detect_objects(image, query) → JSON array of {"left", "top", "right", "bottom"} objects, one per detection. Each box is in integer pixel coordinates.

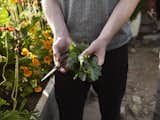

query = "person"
[
  {"left": 156, "top": 0, "right": 160, "bottom": 31},
  {"left": 41, "top": 0, "right": 140, "bottom": 120},
  {"left": 156, "top": 0, "right": 160, "bottom": 19}
]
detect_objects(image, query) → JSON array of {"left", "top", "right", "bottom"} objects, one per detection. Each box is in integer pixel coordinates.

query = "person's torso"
[{"left": 58, "top": 0, "right": 132, "bottom": 50}]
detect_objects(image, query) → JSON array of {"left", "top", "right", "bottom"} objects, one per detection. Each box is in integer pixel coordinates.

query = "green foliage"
[
  {"left": 0, "top": 7, "right": 9, "bottom": 26},
  {"left": 0, "top": 110, "right": 40, "bottom": 120},
  {"left": 0, "top": 0, "right": 53, "bottom": 113},
  {"left": 68, "top": 43, "right": 102, "bottom": 82},
  {"left": 0, "top": 98, "right": 9, "bottom": 107},
  {"left": 0, "top": 55, "right": 7, "bottom": 62},
  {"left": 130, "top": 0, "right": 145, "bottom": 21}
]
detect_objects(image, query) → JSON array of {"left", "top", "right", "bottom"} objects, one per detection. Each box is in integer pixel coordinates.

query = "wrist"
[
  {"left": 54, "top": 32, "right": 70, "bottom": 40},
  {"left": 96, "top": 37, "right": 110, "bottom": 47},
  {"left": 54, "top": 32, "right": 71, "bottom": 42}
]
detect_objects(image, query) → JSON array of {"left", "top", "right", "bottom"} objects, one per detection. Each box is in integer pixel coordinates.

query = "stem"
[
  {"left": 0, "top": 32, "right": 9, "bottom": 86},
  {"left": 11, "top": 44, "right": 19, "bottom": 111}
]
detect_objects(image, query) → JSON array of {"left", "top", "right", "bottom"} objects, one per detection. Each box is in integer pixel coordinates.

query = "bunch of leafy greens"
[{"left": 67, "top": 43, "right": 102, "bottom": 82}]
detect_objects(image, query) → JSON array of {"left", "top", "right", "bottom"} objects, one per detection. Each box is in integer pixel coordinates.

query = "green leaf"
[
  {"left": 30, "top": 79, "right": 38, "bottom": 88},
  {"left": 19, "top": 99, "right": 28, "bottom": 111},
  {"left": 0, "top": 7, "right": 9, "bottom": 19},
  {"left": 0, "top": 54, "right": 7, "bottom": 62},
  {"left": 0, "top": 110, "right": 40, "bottom": 120},
  {"left": 20, "top": 86, "right": 33, "bottom": 98},
  {"left": 130, "top": 0, "right": 145, "bottom": 21},
  {"left": 0, "top": 98, "right": 9, "bottom": 107},
  {"left": 0, "top": 7, "right": 10, "bottom": 26},
  {"left": 68, "top": 42, "right": 102, "bottom": 82}
]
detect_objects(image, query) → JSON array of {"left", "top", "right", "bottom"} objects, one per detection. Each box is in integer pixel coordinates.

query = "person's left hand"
[{"left": 81, "top": 39, "right": 108, "bottom": 66}]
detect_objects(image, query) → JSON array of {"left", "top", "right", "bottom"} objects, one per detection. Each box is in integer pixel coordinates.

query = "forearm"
[
  {"left": 41, "top": 0, "right": 69, "bottom": 37},
  {"left": 97, "top": 0, "right": 140, "bottom": 44}
]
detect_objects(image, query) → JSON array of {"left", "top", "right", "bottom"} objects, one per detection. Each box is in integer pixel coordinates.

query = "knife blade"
[{"left": 41, "top": 66, "right": 58, "bottom": 82}]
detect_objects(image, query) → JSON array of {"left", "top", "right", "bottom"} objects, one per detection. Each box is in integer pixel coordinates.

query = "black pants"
[
  {"left": 156, "top": 0, "right": 160, "bottom": 19},
  {"left": 55, "top": 44, "right": 128, "bottom": 120}
]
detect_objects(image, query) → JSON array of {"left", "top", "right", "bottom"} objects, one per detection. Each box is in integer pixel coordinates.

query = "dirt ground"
[
  {"left": 83, "top": 38, "right": 160, "bottom": 120},
  {"left": 123, "top": 38, "right": 159, "bottom": 120}
]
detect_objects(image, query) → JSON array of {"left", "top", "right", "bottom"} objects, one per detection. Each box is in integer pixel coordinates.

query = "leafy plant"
[
  {"left": 0, "top": 98, "right": 10, "bottom": 107},
  {"left": 0, "top": 110, "right": 40, "bottom": 120},
  {"left": 0, "top": 0, "right": 53, "bottom": 115},
  {"left": 68, "top": 43, "right": 102, "bottom": 82},
  {"left": 130, "top": 0, "right": 145, "bottom": 20}
]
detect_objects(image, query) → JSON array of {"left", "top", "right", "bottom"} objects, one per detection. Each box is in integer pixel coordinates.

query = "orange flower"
[
  {"left": 23, "top": 69, "right": 32, "bottom": 78},
  {"left": 5, "top": 26, "right": 16, "bottom": 31},
  {"left": 34, "top": 86, "right": 42, "bottom": 93},
  {"left": 20, "top": 66, "right": 29, "bottom": 71},
  {"left": 10, "top": 0, "right": 18, "bottom": 3},
  {"left": 42, "top": 40, "right": 52, "bottom": 50},
  {"left": 32, "top": 58, "right": 40, "bottom": 66},
  {"left": 49, "top": 37, "right": 54, "bottom": 43},
  {"left": 18, "top": 0, "right": 24, "bottom": 2},
  {"left": 11, "top": 0, "right": 24, "bottom": 3},
  {"left": 0, "top": 27, "right": 5, "bottom": 32},
  {"left": 20, "top": 66, "right": 32, "bottom": 77},
  {"left": 21, "top": 48, "right": 29, "bottom": 56},
  {"left": 44, "top": 56, "right": 52, "bottom": 65}
]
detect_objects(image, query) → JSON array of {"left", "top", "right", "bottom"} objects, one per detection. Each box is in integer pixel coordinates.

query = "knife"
[{"left": 41, "top": 62, "right": 60, "bottom": 82}]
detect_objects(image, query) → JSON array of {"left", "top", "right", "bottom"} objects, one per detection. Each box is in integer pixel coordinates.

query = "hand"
[
  {"left": 53, "top": 36, "right": 72, "bottom": 72},
  {"left": 81, "top": 39, "right": 108, "bottom": 66}
]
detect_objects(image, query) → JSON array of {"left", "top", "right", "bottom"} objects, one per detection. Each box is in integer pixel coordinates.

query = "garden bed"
[{"left": 0, "top": 0, "right": 55, "bottom": 119}]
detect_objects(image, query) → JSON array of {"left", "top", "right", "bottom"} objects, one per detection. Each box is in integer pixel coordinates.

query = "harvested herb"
[
  {"left": 41, "top": 42, "right": 102, "bottom": 82},
  {"left": 67, "top": 43, "right": 102, "bottom": 82}
]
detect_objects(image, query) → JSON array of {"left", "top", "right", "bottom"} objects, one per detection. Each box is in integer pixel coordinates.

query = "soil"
[
  {"left": 83, "top": 38, "right": 160, "bottom": 120},
  {"left": 122, "top": 38, "right": 159, "bottom": 120}
]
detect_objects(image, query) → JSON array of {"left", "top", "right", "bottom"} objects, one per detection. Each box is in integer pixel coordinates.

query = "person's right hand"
[{"left": 53, "top": 36, "right": 72, "bottom": 72}]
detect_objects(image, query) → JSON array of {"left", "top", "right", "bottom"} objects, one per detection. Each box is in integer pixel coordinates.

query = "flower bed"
[{"left": 0, "top": 0, "right": 54, "bottom": 118}]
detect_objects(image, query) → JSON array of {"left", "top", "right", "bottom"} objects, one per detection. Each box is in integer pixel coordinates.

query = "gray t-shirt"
[{"left": 58, "top": 0, "right": 132, "bottom": 50}]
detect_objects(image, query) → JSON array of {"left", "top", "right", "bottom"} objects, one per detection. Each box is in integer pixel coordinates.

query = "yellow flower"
[
  {"left": 21, "top": 20, "right": 29, "bottom": 28},
  {"left": 29, "top": 27, "right": 37, "bottom": 34},
  {"left": 21, "top": 48, "right": 29, "bottom": 56},
  {"left": 44, "top": 56, "right": 52, "bottom": 65},
  {"left": 43, "top": 31, "right": 50, "bottom": 38},
  {"left": 49, "top": 49, "right": 54, "bottom": 56},
  {"left": 49, "top": 37, "right": 54, "bottom": 43},
  {"left": 10, "top": 0, "right": 18, "bottom": 3},
  {"left": 42, "top": 40, "right": 52, "bottom": 50},
  {"left": 32, "top": 58, "right": 40, "bottom": 66},
  {"left": 31, "top": 54, "right": 37, "bottom": 59},
  {"left": 24, "top": 69, "right": 32, "bottom": 78},
  {"left": 33, "top": 1, "right": 38, "bottom": 7}
]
